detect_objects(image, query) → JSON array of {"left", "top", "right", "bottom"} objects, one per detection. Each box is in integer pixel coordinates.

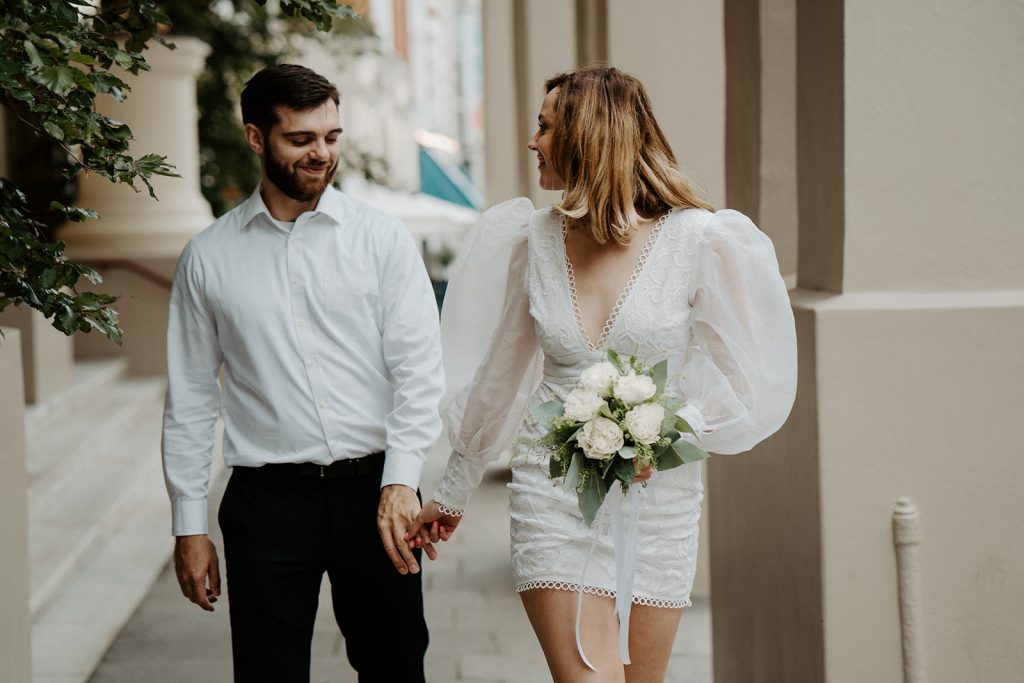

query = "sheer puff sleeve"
[
  {"left": 675, "top": 209, "right": 797, "bottom": 455},
  {"left": 434, "top": 198, "right": 543, "bottom": 510}
]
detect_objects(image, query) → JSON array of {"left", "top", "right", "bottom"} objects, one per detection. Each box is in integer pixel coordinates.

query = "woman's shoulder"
[
  {"left": 478, "top": 196, "right": 535, "bottom": 228},
  {"left": 670, "top": 207, "right": 763, "bottom": 239}
]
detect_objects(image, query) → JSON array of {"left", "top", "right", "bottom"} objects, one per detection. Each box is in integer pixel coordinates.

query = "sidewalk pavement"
[{"left": 88, "top": 441, "right": 712, "bottom": 682}]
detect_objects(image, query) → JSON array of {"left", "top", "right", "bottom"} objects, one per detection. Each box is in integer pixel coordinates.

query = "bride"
[{"left": 408, "top": 66, "right": 797, "bottom": 682}]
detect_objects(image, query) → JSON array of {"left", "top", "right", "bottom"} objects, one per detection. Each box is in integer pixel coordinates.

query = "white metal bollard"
[{"left": 893, "top": 497, "right": 926, "bottom": 683}]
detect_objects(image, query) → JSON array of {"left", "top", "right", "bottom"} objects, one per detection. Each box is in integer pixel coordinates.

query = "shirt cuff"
[
  {"left": 381, "top": 452, "right": 424, "bottom": 491},
  {"left": 171, "top": 497, "right": 209, "bottom": 537}
]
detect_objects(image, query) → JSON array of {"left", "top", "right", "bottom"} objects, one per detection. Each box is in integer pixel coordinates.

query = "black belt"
[{"left": 239, "top": 452, "right": 385, "bottom": 479}]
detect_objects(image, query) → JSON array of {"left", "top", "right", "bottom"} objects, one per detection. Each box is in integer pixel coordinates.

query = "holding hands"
[{"left": 403, "top": 500, "right": 463, "bottom": 556}]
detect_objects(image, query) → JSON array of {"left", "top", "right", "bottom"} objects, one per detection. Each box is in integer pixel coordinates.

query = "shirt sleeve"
[
  {"left": 675, "top": 209, "right": 797, "bottom": 455},
  {"left": 433, "top": 199, "right": 542, "bottom": 510},
  {"left": 379, "top": 225, "right": 446, "bottom": 491},
  {"left": 162, "top": 240, "right": 223, "bottom": 536}
]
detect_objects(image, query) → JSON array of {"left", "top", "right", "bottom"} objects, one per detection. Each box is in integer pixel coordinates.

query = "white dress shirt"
[{"left": 162, "top": 185, "right": 445, "bottom": 536}]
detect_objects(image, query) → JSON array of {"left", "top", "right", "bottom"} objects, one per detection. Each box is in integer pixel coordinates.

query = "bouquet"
[{"left": 533, "top": 350, "right": 709, "bottom": 526}]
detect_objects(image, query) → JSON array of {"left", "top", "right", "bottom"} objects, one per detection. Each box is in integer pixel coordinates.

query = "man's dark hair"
[{"left": 241, "top": 64, "right": 340, "bottom": 135}]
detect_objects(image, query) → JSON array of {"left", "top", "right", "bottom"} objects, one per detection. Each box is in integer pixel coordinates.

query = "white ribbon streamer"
[
  {"left": 574, "top": 483, "right": 643, "bottom": 671},
  {"left": 611, "top": 484, "right": 642, "bottom": 664},
  {"left": 574, "top": 529, "right": 601, "bottom": 672}
]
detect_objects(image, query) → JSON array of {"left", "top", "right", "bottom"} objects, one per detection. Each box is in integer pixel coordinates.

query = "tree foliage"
[{"left": 0, "top": 0, "right": 352, "bottom": 342}]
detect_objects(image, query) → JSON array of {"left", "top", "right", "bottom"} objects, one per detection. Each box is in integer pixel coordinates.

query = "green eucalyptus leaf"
[
  {"left": 670, "top": 439, "right": 709, "bottom": 465},
  {"left": 533, "top": 400, "right": 565, "bottom": 424},
  {"left": 652, "top": 359, "right": 668, "bottom": 395},
  {"left": 578, "top": 473, "right": 608, "bottom": 527},
  {"left": 675, "top": 417, "right": 695, "bottom": 434},
  {"left": 563, "top": 451, "right": 584, "bottom": 492},
  {"left": 656, "top": 447, "right": 684, "bottom": 471},
  {"left": 611, "top": 456, "right": 635, "bottom": 485}
]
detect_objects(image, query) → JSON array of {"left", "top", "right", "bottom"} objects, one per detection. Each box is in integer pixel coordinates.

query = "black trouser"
[{"left": 218, "top": 455, "right": 428, "bottom": 683}]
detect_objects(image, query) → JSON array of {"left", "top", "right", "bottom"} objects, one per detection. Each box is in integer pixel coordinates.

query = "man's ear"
[{"left": 244, "top": 123, "right": 264, "bottom": 155}]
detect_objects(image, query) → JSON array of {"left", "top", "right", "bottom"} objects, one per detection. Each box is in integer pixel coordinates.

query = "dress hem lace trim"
[{"left": 515, "top": 580, "right": 691, "bottom": 609}]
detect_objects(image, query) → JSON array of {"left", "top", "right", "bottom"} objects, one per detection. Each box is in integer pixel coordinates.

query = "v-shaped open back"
[{"left": 561, "top": 212, "right": 671, "bottom": 351}]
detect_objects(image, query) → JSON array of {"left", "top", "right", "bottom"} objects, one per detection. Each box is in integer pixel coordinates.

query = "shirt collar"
[{"left": 238, "top": 184, "right": 348, "bottom": 229}]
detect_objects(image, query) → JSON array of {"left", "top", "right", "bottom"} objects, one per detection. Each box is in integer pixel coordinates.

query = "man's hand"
[
  {"left": 378, "top": 484, "right": 430, "bottom": 574},
  {"left": 174, "top": 534, "right": 221, "bottom": 612},
  {"left": 405, "top": 500, "right": 462, "bottom": 548}
]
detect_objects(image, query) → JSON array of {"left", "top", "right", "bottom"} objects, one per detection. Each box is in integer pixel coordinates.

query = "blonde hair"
[{"left": 544, "top": 66, "right": 714, "bottom": 245}]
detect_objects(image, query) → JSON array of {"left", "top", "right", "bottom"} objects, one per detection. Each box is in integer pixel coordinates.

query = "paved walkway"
[{"left": 88, "top": 442, "right": 712, "bottom": 682}]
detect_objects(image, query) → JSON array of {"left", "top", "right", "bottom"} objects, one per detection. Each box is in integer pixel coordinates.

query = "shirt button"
[
  {"left": 318, "top": 401, "right": 326, "bottom": 408},
  {"left": 292, "top": 278, "right": 300, "bottom": 285}
]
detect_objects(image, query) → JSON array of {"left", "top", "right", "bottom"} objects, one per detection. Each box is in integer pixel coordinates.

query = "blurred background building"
[{"left": 2, "top": 1, "right": 1022, "bottom": 681}]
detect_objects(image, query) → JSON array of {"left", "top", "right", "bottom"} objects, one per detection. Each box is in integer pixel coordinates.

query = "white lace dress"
[{"left": 434, "top": 198, "right": 797, "bottom": 608}]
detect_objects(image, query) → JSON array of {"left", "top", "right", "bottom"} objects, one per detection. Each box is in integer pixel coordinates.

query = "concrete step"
[
  {"left": 25, "top": 359, "right": 133, "bottom": 489},
  {"left": 30, "top": 415, "right": 174, "bottom": 683},
  {"left": 27, "top": 375, "right": 166, "bottom": 616},
  {"left": 23, "top": 362, "right": 174, "bottom": 683},
  {"left": 24, "top": 359, "right": 130, "bottom": 435}
]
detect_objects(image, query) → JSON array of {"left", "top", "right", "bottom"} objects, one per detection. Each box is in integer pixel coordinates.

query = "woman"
[{"left": 408, "top": 66, "right": 797, "bottom": 681}]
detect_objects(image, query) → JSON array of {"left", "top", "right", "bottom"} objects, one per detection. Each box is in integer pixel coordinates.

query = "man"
[{"left": 162, "top": 64, "right": 444, "bottom": 682}]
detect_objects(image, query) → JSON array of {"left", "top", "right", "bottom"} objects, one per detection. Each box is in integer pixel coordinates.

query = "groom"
[{"left": 161, "top": 64, "right": 444, "bottom": 682}]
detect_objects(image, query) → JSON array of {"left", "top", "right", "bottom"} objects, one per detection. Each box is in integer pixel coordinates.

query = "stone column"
[
  {"left": 608, "top": 0, "right": 726, "bottom": 208},
  {"left": 59, "top": 36, "right": 213, "bottom": 260},
  {"left": 481, "top": 0, "right": 575, "bottom": 207},
  {"left": 724, "top": 0, "right": 797, "bottom": 276},
  {"left": 0, "top": 329, "right": 32, "bottom": 683},
  {"left": 59, "top": 37, "right": 212, "bottom": 374},
  {"left": 710, "top": 1, "right": 1024, "bottom": 681}
]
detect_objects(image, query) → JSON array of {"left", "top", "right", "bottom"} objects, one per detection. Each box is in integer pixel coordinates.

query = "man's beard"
[{"left": 263, "top": 146, "right": 337, "bottom": 202}]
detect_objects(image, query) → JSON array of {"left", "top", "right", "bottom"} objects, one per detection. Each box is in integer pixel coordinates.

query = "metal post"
[{"left": 893, "top": 497, "right": 927, "bottom": 683}]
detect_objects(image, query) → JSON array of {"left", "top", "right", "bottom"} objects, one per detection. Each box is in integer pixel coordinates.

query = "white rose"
[
  {"left": 624, "top": 403, "right": 666, "bottom": 445},
  {"left": 563, "top": 388, "right": 605, "bottom": 422},
  {"left": 613, "top": 372, "right": 657, "bottom": 406},
  {"left": 580, "top": 361, "right": 620, "bottom": 397},
  {"left": 578, "top": 417, "right": 625, "bottom": 460}
]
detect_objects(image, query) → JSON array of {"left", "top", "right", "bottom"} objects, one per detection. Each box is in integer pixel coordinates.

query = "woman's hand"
[
  {"left": 632, "top": 464, "right": 653, "bottom": 485},
  {"left": 404, "top": 500, "right": 463, "bottom": 556}
]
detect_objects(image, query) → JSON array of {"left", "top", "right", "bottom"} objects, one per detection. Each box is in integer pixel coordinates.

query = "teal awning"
[{"left": 418, "top": 147, "right": 483, "bottom": 209}]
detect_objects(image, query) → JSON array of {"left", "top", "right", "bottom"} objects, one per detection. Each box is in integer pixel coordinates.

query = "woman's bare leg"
[
  {"left": 520, "top": 588, "right": 625, "bottom": 683},
  {"left": 623, "top": 603, "right": 683, "bottom": 683}
]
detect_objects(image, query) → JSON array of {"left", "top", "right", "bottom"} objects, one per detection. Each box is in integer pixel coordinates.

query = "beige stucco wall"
[
  {"left": 0, "top": 329, "right": 32, "bottom": 683},
  {"left": 842, "top": 1, "right": 1024, "bottom": 293},
  {"left": 481, "top": 0, "right": 524, "bottom": 205},
  {"left": 757, "top": 0, "right": 797, "bottom": 277},
  {"left": 608, "top": 0, "right": 726, "bottom": 208},
  {"left": 711, "top": 1, "right": 1024, "bottom": 681},
  {"left": 520, "top": 0, "right": 575, "bottom": 209},
  {"left": 813, "top": 294, "right": 1024, "bottom": 681}
]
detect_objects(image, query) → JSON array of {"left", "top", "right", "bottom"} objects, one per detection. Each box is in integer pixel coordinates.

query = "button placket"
[{"left": 291, "top": 220, "right": 334, "bottom": 451}]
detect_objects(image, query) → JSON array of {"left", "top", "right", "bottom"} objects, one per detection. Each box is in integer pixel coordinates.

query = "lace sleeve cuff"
[
  {"left": 433, "top": 450, "right": 475, "bottom": 511},
  {"left": 437, "top": 503, "right": 464, "bottom": 517}
]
